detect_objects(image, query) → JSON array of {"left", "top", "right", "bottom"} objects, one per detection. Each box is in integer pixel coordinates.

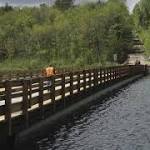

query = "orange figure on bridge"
[
  {"left": 42, "top": 65, "right": 56, "bottom": 77},
  {"left": 42, "top": 65, "right": 57, "bottom": 90}
]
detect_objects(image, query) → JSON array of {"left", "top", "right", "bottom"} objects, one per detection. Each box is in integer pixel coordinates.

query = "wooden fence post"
[
  {"left": 114, "top": 67, "right": 116, "bottom": 80},
  {"left": 93, "top": 69, "right": 96, "bottom": 87},
  {"left": 103, "top": 68, "right": 106, "bottom": 85},
  {"left": 17, "top": 73, "right": 19, "bottom": 80},
  {"left": 109, "top": 67, "right": 113, "bottom": 82},
  {"left": 70, "top": 72, "right": 73, "bottom": 96},
  {"left": 23, "top": 72, "right": 26, "bottom": 78},
  {"left": 5, "top": 80, "right": 12, "bottom": 136},
  {"left": 50, "top": 76, "right": 55, "bottom": 112},
  {"left": 28, "top": 79, "right": 32, "bottom": 108},
  {"left": 118, "top": 67, "right": 121, "bottom": 79},
  {"left": 30, "top": 72, "right": 33, "bottom": 78},
  {"left": 61, "top": 74, "right": 66, "bottom": 107},
  {"left": 112, "top": 67, "right": 114, "bottom": 81},
  {"left": 111, "top": 67, "right": 113, "bottom": 80},
  {"left": 39, "top": 77, "right": 44, "bottom": 119},
  {"left": 77, "top": 72, "right": 80, "bottom": 93},
  {"left": 23, "top": 79, "right": 29, "bottom": 128},
  {"left": 94, "top": 69, "right": 98, "bottom": 87},
  {"left": 99, "top": 69, "right": 102, "bottom": 85},
  {"left": 8, "top": 73, "right": 10, "bottom": 80},
  {"left": 129, "top": 65, "right": 131, "bottom": 76},
  {"left": 83, "top": 70, "right": 86, "bottom": 90},
  {"left": 107, "top": 68, "right": 109, "bottom": 83},
  {"left": 112, "top": 67, "right": 115, "bottom": 80},
  {"left": 89, "top": 70, "right": 91, "bottom": 88}
]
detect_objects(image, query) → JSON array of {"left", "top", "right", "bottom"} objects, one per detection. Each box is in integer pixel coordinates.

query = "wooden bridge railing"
[
  {"left": 0, "top": 70, "right": 40, "bottom": 81},
  {"left": 0, "top": 65, "right": 146, "bottom": 136},
  {"left": 0, "top": 67, "right": 82, "bottom": 81}
]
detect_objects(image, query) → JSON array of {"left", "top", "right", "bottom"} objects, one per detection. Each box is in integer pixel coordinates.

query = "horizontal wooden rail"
[
  {"left": 0, "top": 67, "right": 78, "bottom": 81},
  {"left": 0, "top": 65, "right": 146, "bottom": 136}
]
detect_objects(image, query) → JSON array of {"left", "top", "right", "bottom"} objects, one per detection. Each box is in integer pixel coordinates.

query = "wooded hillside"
[{"left": 0, "top": 0, "right": 133, "bottom": 71}]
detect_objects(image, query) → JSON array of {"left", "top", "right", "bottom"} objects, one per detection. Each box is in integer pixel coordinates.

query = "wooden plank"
[
  {"left": 0, "top": 105, "right": 5, "bottom": 116},
  {"left": 64, "top": 86, "right": 71, "bottom": 94},
  {"left": 43, "top": 93, "right": 51, "bottom": 102},
  {"left": 64, "top": 79, "right": 71, "bottom": 84},
  {"left": 104, "top": 68, "right": 107, "bottom": 83},
  {"left": 99, "top": 69, "right": 102, "bottom": 84},
  {"left": 112, "top": 67, "right": 114, "bottom": 79},
  {"left": 95, "top": 69, "right": 98, "bottom": 86},
  {"left": 83, "top": 70, "right": 86, "bottom": 90},
  {"left": 29, "top": 77, "right": 40, "bottom": 83},
  {"left": 55, "top": 74, "right": 63, "bottom": 79},
  {"left": 112, "top": 67, "right": 115, "bottom": 80},
  {"left": 9, "top": 80, "right": 23, "bottom": 87},
  {"left": 11, "top": 102, "right": 22, "bottom": 114},
  {"left": 10, "top": 92, "right": 23, "bottom": 99},
  {"left": 64, "top": 72, "right": 70, "bottom": 77},
  {"left": 28, "top": 79, "right": 32, "bottom": 108},
  {"left": 72, "top": 84, "right": 78, "bottom": 91},
  {"left": 107, "top": 68, "right": 109, "bottom": 82},
  {"left": 39, "top": 78, "right": 44, "bottom": 119},
  {"left": 28, "top": 96, "right": 40, "bottom": 107},
  {"left": 55, "top": 80, "right": 62, "bottom": 86},
  {"left": 51, "top": 76, "right": 55, "bottom": 112},
  {"left": 5, "top": 80, "right": 12, "bottom": 136},
  {"left": 22, "top": 80, "right": 29, "bottom": 128},
  {"left": 10, "top": 87, "right": 40, "bottom": 99},
  {"left": 89, "top": 70, "right": 91, "bottom": 88},
  {"left": 0, "top": 81, "right": 5, "bottom": 88},
  {"left": 11, "top": 86, "right": 23, "bottom": 93},
  {"left": 70, "top": 72, "right": 73, "bottom": 96},
  {"left": 114, "top": 67, "right": 117, "bottom": 79},
  {"left": 29, "top": 88, "right": 40, "bottom": 94},
  {"left": 109, "top": 67, "right": 112, "bottom": 81},
  {"left": 55, "top": 89, "right": 62, "bottom": 97},
  {"left": 77, "top": 72, "right": 80, "bottom": 92},
  {"left": 61, "top": 74, "right": 65, "bottom": 107},
  {"left": 30, "top": 83, "right": 39, "bottom": 89}
]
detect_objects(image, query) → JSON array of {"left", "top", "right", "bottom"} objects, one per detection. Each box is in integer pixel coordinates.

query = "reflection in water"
[{"left": 26, "top": 76, "right": 150, "bottom": 150}]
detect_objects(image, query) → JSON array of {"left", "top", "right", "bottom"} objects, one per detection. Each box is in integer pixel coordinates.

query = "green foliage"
[
  {"left": 0, "top": 3, "right": 13, "bottom": 13},
  {"left": 133, "top": 0, "right": 150, "bottom": 55},
  {"left": 0, "top": 0, "right": 133, "bottom": 71},
  {"left": 55, "top": 0, "right": 74, "bottom": 10},
  {"left": 133, "top": 0, "right": 150, "bottom": 29}
]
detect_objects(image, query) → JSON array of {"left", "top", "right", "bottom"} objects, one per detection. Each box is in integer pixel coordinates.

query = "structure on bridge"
[{"left": 126, "top": 33, "right": 146, "bottom": 65}]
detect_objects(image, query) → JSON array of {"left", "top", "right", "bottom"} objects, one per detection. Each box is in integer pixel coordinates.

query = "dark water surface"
[{"left": 27, "top": 76, "right": 150, "bottom": 150}]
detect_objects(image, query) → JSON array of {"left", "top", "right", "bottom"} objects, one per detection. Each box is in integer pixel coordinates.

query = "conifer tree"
[{"left": 55, "top": 0, "right": 74, "bottom": 10}]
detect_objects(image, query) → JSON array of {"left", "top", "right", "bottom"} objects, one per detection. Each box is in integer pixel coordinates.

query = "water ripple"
[{"left": 31, "top": 76, "right": 150, "bottom": 150}]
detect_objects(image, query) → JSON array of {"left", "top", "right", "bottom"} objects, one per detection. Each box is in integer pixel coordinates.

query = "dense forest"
[
  {"left": 0, "top": 0, "right": 133, "bottom": 71},
  {"left": 133, "top": 0, "right": 150, "bottom": 56}
]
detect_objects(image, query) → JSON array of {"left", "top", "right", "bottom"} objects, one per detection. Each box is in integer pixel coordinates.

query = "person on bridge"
[
  {"left": 135, "top": 60, "right": 141, "bottom": 65},
  {"left": 42, "top": 65, "right": 56, "bottom": 77},
  {"left": 42, "top": 65, "right": 57, "bottom": 90}
]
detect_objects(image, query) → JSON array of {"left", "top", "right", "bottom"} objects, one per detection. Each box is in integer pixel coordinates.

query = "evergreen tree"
[
  {"left": 133, "top": 0, "right": 150, "bottom": 28},
  {"left": 3, "top": 2, "right": 13, "bottom": 12},
  {"left": 55, "top": 0, "right": 74, "bottom": 10}
]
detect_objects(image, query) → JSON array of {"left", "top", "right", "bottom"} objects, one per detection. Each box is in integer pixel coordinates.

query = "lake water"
[{"left": 23, "top": 76, "right": 150, "bottom": 150}]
